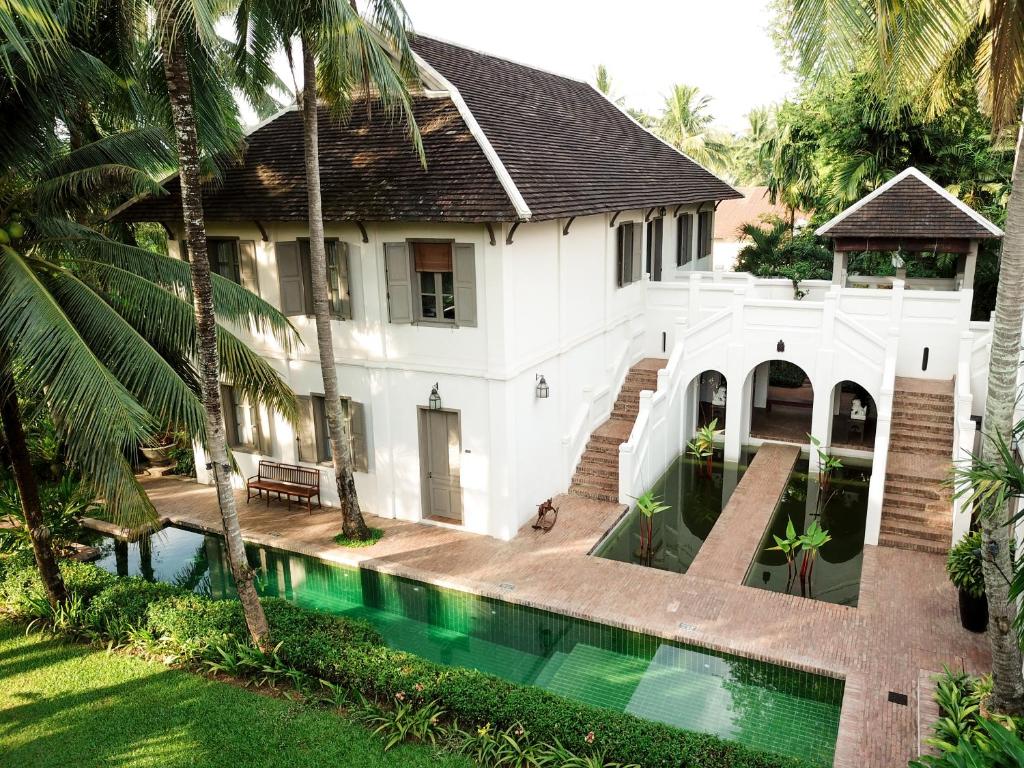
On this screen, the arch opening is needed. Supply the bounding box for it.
[829,380,876,450]
[748,360,813,444]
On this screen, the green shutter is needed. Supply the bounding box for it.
[630,222,643,283]
[311,395,329,463]
[616,225,625,287]
[238,240,260,295]
[348,400,369,472]
[220,385,238,448]
[296,396,317,463]
[179,240,190,263]
[384,242,413,324]
[275,242,305,316]
[453,243,477,327]
[327,241,351,320]
[297,240,314,316]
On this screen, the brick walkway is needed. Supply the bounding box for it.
[127,466,989,768]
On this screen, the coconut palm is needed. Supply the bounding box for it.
[234,0,422,540]
[0,152,297,608]
[786,0,1024,713]
[656,84,730,171]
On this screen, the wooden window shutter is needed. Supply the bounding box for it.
[179,240,190,263]
[384,243,413,324]
[704,211,714,256]
[275,242,305,316]
[311,395,329,462]
[678,215,693,266]
[238,240,259,295]
[220,384,239,447]
[630,222,643,283]
[256,403,273,455]
[295,396,317,463]
[616,225,625,287]
[453,243,477,327]
[347,400,369,472]
[326,241,352,320]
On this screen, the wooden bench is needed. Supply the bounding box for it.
[246,460,321,514]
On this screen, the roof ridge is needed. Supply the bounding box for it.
[411,32,587,87]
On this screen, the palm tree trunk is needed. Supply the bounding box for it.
[157,5,270,649]
[979,116,1024,716]
[300,38,370,540]
[0,377,67,606]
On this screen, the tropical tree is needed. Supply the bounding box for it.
[594,63,624,107]
[234,0,422,540]
[0,134,296,608]
[786,0,1024,714]
[656,84,729,171]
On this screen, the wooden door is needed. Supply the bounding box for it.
[419,409,463,523]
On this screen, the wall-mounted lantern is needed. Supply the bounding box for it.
[777,340,785,353]
[428,383,442,410]
[535,374,550,399]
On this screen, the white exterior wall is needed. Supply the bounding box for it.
[187,212,648,540]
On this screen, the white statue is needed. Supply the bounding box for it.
[712,384,727,407]
[850,397,867,421]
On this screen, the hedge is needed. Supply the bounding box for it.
[0,558,812,768]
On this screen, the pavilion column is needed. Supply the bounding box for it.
[831,248,847,286]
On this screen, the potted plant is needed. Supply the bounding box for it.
[140,430,177,466]
[947,531,988,633]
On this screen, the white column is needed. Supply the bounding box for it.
[752,361,770,409]
[723,287,747,462]
[809,290,838,472]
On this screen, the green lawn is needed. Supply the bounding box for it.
[0,622,473,768]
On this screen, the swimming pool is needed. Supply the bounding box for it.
[90,525,843,765]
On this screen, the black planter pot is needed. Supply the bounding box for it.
[958,589,989,633]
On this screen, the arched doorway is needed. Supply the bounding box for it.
[829,381,876,450]
[694,370,727,432]
[748,360,813,444]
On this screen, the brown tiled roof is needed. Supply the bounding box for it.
[816,170,1001,240]
[713,186,809,240]
[118,96,518,223]
[412,36,740,220]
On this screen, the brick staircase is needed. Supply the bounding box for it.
[877,377,954,555]
[568,359,666,502]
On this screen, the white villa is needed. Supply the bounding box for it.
[120,36,1001,555]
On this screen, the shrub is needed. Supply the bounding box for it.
[147,593,248,646]
[947,532,985,598]
[87,578,183,628]
[0,558,114,616]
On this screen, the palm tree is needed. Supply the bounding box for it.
[149,0,277,646]
[656,84,730,171]
[786,0,1024,714]
[235,0,422,540]
[0,141,297,608]
[594,63,625,107]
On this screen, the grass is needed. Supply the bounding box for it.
[0,622,471,768]
[333,527,384,548]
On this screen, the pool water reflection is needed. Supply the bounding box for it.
[89,524,843,765]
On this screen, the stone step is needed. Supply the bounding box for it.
[568,483,619,503]
[882,492,930,511]
[572,471,618,492]
[574,461,619,481]
[883,506,951,531]
[880,518,950,541]
[891,412,954,427]
[887,440,952,458]
[591,432,628,448]
[892,398,954,414]
[889,428,953,446]
[878,532,949,556]
[583,441,619,458]
[884,479,944,501]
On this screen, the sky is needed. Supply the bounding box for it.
[400,0,796,133]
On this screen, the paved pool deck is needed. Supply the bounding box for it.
[123,449,989,768]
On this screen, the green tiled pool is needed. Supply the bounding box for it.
[745,458,871,606]
[91,525,843,765]
[594,448,752,573]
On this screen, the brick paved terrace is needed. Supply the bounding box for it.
[114,459,989,768]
